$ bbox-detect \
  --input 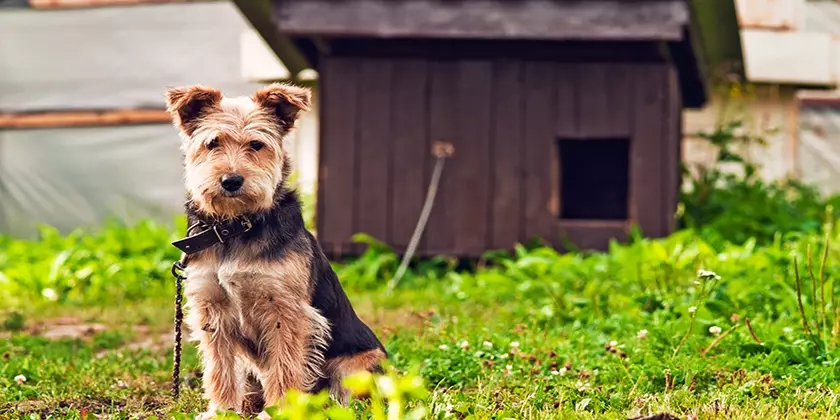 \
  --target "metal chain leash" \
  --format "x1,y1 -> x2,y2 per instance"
171,255 -> 187,398
387,141 -> 454,293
